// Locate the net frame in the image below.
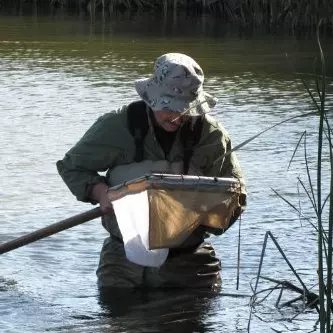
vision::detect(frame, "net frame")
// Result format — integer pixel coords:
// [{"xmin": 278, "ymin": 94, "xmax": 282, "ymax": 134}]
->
[{"xmin": 107, "ymin": 174, "xmax": 245, "ymax": 249}]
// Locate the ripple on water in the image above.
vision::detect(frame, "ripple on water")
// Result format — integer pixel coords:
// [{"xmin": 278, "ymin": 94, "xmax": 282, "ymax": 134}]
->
[{"xmin": 0, "ymin": 19, "xmax": 330, "ymax": 332}]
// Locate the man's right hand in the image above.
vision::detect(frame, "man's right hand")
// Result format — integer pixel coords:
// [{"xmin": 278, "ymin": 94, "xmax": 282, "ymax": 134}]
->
[{"xmin": 90, "ymin": 183, "xmax": 114, "ymax": 215}]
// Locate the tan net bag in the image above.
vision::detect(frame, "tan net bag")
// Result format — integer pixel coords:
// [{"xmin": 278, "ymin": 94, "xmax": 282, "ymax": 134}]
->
[{"xmin": 107, "ymin": 174, "xmax": 244, "ymax": 249}]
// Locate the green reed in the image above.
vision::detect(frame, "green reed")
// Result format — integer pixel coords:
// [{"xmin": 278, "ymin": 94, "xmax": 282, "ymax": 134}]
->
[
  {"xmin": 1, "ymin": 0, "xmax": 332, "ymax": 34},
  {"xmin": 273, "ymin": 20, "xmax": 332, "ymax": 331},
  {"xmin": 300, "ymin": 21, "xmax": 331, "ymax": 332},
  {"xmin": 247, "ymin": 23, "xmax": 332, "ymax": 329}
]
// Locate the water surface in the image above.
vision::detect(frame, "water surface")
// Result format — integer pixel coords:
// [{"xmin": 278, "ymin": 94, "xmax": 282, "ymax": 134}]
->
[{"xmin": 0, "ymin": 14, "xmax": 332, "ymax": 333}]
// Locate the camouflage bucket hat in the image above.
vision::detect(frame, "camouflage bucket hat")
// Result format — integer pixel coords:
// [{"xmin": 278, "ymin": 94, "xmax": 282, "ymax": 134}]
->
[{"xmin": 135, "ymin": 53, "xmax": 217, "ymax": 116}]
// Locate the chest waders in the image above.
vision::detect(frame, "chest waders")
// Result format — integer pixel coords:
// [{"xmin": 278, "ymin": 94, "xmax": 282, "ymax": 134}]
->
[{"xmin": 97, "ymin": 101, "xmax": 222, "ymax": 290}]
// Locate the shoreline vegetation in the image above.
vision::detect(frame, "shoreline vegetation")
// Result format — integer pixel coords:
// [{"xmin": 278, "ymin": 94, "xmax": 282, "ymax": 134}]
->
[
  {"xmin": 1, "ymin": 0, "xmax": 333, "ymax": 36},
  {"xmin": 248, "ymin": 22, "xmax": 333, "ymax": 331}
]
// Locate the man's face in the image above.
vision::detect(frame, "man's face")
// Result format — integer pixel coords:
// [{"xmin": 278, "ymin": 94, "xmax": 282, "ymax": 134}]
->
[{"xmin": 153, "ymin": 110, "xmax": 188, "ymax": 132}]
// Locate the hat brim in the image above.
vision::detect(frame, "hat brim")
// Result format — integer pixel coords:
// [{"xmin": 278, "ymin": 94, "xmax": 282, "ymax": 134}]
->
[{"xmin": 135, "ymin": 78, "xmax": 217, "ymax": 116}]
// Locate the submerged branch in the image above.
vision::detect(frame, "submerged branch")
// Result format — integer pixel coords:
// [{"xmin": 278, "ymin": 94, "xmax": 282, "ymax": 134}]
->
[
  {"xmin": 248, "ymin": 231, "xmax": 315, "ymax": 331},
  {"xmin": 259, "ymin": 276, "xmax": 319, "ymax": 309}
]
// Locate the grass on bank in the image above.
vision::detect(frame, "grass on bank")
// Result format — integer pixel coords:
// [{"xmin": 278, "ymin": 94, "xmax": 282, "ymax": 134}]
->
[{"xmin": 1, "ymin": 0, "xmax": 333, "ymax": 35}]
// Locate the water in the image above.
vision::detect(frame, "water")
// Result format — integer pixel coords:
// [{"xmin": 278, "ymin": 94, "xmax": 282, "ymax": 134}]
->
[{"xmin": 0, "ymin": 13, "xmax": 332, "ymax": 333}]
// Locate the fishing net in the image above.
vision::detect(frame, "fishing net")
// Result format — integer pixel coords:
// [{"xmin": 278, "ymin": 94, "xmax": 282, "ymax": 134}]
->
[{"xmin": 108, "ymin": 174, "xmax": 244, "ymax": 250}]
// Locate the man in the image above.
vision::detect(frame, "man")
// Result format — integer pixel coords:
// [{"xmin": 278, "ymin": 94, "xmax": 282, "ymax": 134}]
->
[{"xmin": 57, "ymin": 53, "xmax": 246, "ymax": 290}]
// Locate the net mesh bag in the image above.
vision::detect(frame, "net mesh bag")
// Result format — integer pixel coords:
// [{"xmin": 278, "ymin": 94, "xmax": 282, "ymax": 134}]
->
[{"xmin": 108, "ymin": 174, "xmax": 244, "ymax": 250}]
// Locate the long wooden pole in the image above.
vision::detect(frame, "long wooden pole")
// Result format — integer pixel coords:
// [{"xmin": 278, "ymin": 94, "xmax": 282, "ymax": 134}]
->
[{"xmin": 0, "ymin": 207, "xmax": 103, "ymax": 255}]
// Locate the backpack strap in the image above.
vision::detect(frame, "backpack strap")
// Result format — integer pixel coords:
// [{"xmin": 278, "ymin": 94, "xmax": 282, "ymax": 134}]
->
[
  {"xmin": 127, "ymin": 100, "xmax": 149, "ymax": 162},
  {"xmin": 180, "ymin": 116, "xmax": 204, "ymax": 175},
  {"xmin": 127, "ymin": 100, "xmax": 204, "ymax": 172}
]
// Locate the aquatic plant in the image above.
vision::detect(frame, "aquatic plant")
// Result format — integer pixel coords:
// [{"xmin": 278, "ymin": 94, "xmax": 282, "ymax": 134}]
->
[
  {"xmin": 0, "ymin": 0, "xmax": 332, "ymax": 35},
  {"xmin": 277, "ymin": 20, "xmax": 332, "ymax": 332},
  {"xmin": 249, "ymin": 20, "xmax": 333, "ymax": 332}
]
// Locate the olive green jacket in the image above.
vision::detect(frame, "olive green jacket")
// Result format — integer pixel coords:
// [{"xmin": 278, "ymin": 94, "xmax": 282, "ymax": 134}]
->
[{"xmin": 57, "ymin": 103, "xmax": 246, "ymax": 243}]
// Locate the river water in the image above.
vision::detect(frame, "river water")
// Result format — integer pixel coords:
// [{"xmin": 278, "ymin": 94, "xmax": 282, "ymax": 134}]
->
[{"xmin": 0, "ymin": 13, "xmax": 332, "ymax": 333}]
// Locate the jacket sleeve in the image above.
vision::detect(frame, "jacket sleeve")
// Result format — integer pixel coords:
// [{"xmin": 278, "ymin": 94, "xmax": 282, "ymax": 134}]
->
[
  {"xmin": 192, "ymin": 115, "xmax": 245, "ymax": 181},
  {"xmin": 191, "ymin": 115, "xmax": 247, "ymax": 235},
  {"xmin": 56, "ymin": 107, "xmax": 134, "ymax": 203}
]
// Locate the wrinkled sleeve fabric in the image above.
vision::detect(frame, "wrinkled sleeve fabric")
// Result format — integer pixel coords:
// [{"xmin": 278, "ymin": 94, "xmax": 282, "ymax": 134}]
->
[
  {"xmin": 192, "ymin": 115, "xmax": 244, "ymax": 181},
  {"xmin": 191, "ymin": 115, "xmax": 247, "ymax": 235},
  {"xmin": 56, "ymin": 106, "xmax": 134, "ymax": 203}
]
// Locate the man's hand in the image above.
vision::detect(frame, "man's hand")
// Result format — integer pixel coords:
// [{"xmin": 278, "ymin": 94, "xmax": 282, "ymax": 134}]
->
[{"xmin": 90, "ymin": 183, "xmax": 114, "ymax": 215}]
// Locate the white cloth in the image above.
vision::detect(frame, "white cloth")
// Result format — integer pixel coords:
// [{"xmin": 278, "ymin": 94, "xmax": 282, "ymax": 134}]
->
[{"xmin": 112, "ymin": 191, "xmax": 169, "ymax": 267}]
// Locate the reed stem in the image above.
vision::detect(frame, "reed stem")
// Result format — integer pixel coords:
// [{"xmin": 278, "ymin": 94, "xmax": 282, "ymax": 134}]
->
[{"xmin": 1, "ymin": 0, "xmax": 332, "ymax": 35}]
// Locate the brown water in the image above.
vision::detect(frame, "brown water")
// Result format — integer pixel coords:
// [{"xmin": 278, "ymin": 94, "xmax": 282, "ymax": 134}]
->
[{"xmin": 0, "ymin": 13, "xmax": 332, "ymax": 333}]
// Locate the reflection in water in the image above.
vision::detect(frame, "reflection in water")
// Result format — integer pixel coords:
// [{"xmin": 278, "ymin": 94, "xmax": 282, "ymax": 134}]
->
[
  {"xmin": 2, "ymin": 1, "xmax": 332, "ymax": 38},
  {"xmin": 98, "ymin": 288, "xmax": 218, "ymax": 333},
  {"xmin": 0, "ymin": 14, "xmax": 332, "ymax": 76},
  {"xmin": 0, "ymin": 13, "xmax": 332, "ymax": 333}
]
